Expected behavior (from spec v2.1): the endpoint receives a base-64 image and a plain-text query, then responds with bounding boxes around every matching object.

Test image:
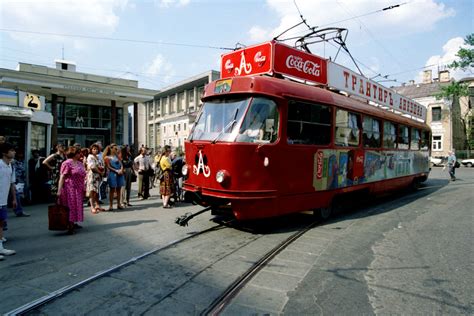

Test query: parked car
[430,157,445,167]
[461,158,474,167]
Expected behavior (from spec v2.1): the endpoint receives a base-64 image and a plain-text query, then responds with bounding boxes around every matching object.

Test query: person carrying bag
[159,145,174,208]
[48,201,69,231]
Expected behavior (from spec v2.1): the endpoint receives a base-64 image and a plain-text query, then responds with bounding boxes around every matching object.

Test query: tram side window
[397,125,410,149]
[383,121,397,149]
[421,130,430,150]
[411,128,421,150]
[287,101,331,145]
[335,110,360,147]
[362,116,381,148]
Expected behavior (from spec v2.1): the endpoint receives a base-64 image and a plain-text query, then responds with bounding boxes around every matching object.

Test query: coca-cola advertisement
[273,42,328,85]
[220,42,273,79]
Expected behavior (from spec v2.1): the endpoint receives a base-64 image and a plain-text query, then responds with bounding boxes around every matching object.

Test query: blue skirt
[108,171,125,188]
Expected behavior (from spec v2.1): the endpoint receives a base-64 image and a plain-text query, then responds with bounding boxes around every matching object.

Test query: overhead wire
[334,1,406,71]
[288,1,421,83]
[0,28,234,51]
[279,2,409,40]
[0,1,455,87]
[0,46,194,88]
[319,2,408,29]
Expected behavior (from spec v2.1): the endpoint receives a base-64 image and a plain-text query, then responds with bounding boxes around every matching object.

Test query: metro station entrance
[58,133,106,148]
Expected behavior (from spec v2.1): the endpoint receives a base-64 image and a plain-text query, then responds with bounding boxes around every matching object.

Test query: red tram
[182,41,431,220]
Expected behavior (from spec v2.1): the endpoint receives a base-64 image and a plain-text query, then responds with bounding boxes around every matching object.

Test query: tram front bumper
[183,183,277,200]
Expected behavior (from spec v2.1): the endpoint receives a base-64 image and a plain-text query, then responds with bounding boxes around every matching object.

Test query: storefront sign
[0,88,18,107]
[23,92,42,110]
[62,84,116,95]
[19,91,45,111]
[328,62,427,121]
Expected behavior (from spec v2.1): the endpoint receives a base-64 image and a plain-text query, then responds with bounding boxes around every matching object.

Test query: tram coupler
[175,206,212,227]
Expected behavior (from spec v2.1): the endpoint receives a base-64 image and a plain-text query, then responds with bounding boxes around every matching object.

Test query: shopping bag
[48,204,69,231]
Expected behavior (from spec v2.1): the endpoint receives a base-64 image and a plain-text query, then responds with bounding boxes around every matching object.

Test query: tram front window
[189,97,279,143]
[189,98,248,142]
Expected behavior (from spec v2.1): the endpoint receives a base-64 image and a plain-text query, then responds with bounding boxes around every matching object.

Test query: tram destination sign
[327,62,427,121]
[221,41,328,85]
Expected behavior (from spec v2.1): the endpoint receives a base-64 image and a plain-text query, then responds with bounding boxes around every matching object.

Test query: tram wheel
[411,178,421,191]
[314,206,332,221]
[314,195,348,221]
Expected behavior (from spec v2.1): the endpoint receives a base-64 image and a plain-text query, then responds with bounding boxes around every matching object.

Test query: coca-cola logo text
[316,151,324,179]
[224,59,234,72]
[286,55,321,77]
[254,51,266,64]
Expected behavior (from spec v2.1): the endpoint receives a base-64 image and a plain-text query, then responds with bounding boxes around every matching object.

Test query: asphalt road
[281,166,473,315]
[1,167,472,315]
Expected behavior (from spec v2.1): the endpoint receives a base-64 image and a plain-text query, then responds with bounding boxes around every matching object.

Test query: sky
[0,0,472,91]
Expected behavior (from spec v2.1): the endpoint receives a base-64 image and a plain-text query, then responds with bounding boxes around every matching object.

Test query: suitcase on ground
[48,204,69,231]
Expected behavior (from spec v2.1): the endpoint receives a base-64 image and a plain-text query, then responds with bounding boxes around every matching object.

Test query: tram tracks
[201,220,320,315]
[6,210,227,315]
[8,214,323,315]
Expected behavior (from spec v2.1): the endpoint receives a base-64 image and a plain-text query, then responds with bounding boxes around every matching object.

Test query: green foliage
[435,81,469,100]
[448,33,474,70]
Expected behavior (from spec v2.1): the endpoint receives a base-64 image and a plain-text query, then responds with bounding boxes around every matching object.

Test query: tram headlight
[264,157,269,167]
[182,164,188,176]
[216,170,229,184]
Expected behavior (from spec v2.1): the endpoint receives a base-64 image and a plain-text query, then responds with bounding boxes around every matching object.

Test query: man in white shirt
[134,147,151,199]
[0,142,17,260]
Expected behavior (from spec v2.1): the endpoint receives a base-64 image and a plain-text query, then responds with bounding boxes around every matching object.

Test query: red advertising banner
[220,41,327,85]
[273,42,328,85]
[221,42,273,79]
[220,40,425,122]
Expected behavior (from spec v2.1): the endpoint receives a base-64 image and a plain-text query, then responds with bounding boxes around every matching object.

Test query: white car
[430,157,444,167]
[461,158,474,167]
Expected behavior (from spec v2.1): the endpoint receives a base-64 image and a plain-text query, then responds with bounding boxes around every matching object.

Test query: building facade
[0,61,156,158]
[0,87,53,158]
[146,70,220,153]
[394,70,473,158]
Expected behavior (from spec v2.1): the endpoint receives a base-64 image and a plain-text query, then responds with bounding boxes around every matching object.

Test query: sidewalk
[0,184,214,314]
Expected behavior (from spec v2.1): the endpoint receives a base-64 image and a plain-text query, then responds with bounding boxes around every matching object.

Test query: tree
[435,82,469,101]
[448,34,474,70]
[436,34,473,153]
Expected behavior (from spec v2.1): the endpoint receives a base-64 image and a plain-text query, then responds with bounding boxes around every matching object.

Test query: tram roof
[204,75,430,130]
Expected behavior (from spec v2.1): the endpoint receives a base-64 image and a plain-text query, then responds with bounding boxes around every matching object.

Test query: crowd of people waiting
[0,135,185,260]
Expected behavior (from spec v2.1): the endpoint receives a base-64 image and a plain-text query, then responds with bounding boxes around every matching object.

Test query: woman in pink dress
[57,146,87,235]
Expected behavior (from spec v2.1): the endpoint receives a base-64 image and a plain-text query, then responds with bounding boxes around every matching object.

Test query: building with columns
[0,60,157,158]
[145,70,220,152]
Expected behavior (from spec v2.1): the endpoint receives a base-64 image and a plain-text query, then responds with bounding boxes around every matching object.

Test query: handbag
[147,168,155,177]
[454,161,460,168]
[131,172,137,183]
[48,203,69,231]
[156,167,164,181]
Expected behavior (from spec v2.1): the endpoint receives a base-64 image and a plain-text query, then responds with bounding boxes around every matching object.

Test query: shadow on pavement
[210,177,449,236]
